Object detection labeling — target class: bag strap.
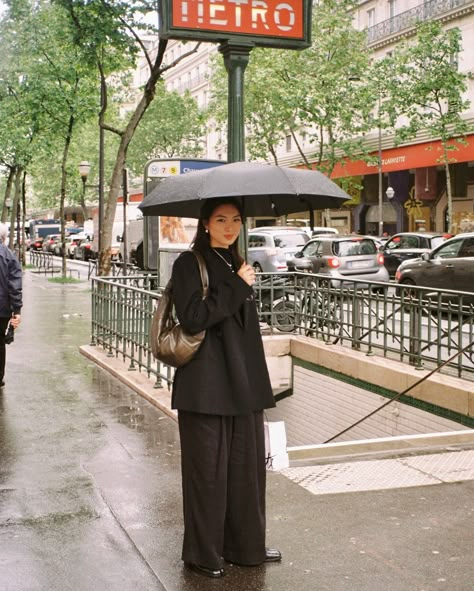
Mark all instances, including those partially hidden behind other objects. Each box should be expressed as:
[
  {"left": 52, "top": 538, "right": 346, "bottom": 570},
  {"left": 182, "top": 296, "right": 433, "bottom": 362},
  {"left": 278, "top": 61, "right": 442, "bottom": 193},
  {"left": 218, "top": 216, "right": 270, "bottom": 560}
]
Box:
[{"left": 192, "top": 251, "right": 209, "bottom": 299}]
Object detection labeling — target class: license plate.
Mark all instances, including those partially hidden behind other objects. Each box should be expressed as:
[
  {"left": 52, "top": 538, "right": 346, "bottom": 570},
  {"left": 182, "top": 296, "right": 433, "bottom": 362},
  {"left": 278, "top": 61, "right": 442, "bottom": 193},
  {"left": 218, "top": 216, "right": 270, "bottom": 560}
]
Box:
[{"left": 350, "top": 260, "right": 371, "bottom": 269}]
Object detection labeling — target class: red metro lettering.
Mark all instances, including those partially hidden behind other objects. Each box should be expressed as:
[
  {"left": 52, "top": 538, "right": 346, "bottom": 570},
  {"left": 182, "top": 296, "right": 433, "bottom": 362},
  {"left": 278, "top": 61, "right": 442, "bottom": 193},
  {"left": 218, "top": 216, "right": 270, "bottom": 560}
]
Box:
[{"left": 172, "top": 0, "right": 304, "bottom": 38}]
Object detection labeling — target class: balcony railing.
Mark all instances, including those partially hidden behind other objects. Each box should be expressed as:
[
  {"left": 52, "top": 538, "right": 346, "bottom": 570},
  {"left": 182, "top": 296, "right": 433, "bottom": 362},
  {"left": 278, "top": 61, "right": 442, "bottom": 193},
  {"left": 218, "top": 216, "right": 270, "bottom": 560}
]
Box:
[{"left": 367, "top": 0, "right": 474, "bottom": 45}]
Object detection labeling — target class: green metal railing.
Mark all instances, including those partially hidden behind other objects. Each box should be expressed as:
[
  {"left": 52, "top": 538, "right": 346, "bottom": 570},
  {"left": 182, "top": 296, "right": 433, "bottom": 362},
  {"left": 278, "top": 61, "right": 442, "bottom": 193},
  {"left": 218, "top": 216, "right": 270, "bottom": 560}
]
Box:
[
  {"left": 91, "top": 272, "right": 474, "bottom": 385},
  {"left": 91, "top": 274, "right": 176, "bottom": 387}
]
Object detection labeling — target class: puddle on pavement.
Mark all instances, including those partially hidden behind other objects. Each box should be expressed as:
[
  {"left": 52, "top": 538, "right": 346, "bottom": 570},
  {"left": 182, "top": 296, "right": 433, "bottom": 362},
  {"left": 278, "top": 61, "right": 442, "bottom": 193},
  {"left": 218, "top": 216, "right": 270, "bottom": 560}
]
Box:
[{"left": 115, "top": 405, "right": 146, "bottom": 432}]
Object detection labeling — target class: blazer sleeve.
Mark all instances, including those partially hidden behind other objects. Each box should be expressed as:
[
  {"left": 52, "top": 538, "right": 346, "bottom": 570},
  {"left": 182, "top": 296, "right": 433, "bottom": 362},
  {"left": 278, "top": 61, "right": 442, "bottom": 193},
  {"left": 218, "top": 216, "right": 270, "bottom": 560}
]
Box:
[
  {"left": 8, "top": 251, "right": 22, "bottom": 313},
  {"left": 172, "top": 251, "right": 253, "bottom": 334}
]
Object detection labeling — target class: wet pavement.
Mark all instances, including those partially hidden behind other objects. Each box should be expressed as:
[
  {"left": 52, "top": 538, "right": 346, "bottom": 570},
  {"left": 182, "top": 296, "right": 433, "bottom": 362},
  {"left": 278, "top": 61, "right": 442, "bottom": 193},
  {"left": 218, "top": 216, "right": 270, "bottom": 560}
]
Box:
[{"left": 1, "top": 270, "right": 474, "bottom": 591}]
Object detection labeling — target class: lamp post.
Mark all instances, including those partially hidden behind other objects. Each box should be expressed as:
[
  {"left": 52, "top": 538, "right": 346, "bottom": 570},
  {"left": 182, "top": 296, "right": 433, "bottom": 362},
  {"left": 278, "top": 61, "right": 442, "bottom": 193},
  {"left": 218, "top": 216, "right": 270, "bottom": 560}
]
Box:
[
  {"left": 78, "top": 160, "right": 91, "bottom": 198},
  {"left": 78, "top": 160, "right": 103, "bottom": 253},
  {"left": 377, "top": 94, "right": 384, "bottom": 237}
]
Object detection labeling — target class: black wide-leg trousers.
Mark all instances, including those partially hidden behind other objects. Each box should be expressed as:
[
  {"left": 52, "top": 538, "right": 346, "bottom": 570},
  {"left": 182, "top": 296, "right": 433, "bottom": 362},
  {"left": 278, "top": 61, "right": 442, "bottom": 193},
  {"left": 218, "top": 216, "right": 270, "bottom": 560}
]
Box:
[{"left": 178, "top": 410, "right": 267, "bottom": 569}]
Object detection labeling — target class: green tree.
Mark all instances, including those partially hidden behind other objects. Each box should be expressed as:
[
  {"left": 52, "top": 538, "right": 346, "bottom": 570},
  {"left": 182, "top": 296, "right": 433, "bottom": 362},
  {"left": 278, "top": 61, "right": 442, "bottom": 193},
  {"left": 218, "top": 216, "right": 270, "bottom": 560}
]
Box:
[
  {"left": 60, "top": 0, "right": 202, "bottom": 275},
  {"left": 127, "top": 81, "right": 206, "bottom": 176},
  {"left": 385, "top": 21, "right": 470, "bottom": 232},
  {"left": 24, "top": 3, "right": 98, "bottom": 275},
  {"left": 209, "top": 47, "right": 296, "bottom": 164},
  {"left": 208, "top": 0, "right": 373, "bottom": 174},
  {"left": 0, "top": 0, "right": 102, "bottom": 270}
]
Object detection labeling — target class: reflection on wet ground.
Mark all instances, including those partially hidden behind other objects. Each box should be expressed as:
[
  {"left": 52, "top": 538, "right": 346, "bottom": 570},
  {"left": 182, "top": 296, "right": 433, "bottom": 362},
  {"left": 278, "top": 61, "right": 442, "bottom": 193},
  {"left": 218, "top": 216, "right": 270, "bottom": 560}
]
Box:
[{"left": 115, "top": 405, "right": 146, "bottom": 431}]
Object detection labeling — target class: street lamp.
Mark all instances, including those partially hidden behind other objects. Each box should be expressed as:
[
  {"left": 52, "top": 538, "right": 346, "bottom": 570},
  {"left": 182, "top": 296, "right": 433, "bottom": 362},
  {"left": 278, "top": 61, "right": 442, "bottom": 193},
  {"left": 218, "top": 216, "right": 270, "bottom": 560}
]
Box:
[
  {"left": 377, "top": 94, "right": 384, "bottom": 237},
  {"left": 78, "top": 160, "right": 91, "bottom": 197},
  {"left": 386, "top": 186, "right": 395, "bottom": 201},
  {"left": 78, "top": 160, "right": 103, "bottom": 254}
]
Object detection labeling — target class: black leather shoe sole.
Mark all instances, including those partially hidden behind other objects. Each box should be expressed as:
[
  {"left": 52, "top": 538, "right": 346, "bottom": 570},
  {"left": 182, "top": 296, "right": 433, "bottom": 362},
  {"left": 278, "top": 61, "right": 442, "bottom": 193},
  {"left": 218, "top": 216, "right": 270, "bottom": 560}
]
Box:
[{"left": 184, "top": 562, "right": 225, "bottom": 578}]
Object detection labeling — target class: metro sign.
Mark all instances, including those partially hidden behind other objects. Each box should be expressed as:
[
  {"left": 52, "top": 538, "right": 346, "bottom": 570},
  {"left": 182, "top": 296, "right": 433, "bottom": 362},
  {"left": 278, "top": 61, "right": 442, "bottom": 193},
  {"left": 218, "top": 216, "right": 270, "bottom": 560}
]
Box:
[{"left": 160, "top": 0, "right": 312, "bottom": 49}]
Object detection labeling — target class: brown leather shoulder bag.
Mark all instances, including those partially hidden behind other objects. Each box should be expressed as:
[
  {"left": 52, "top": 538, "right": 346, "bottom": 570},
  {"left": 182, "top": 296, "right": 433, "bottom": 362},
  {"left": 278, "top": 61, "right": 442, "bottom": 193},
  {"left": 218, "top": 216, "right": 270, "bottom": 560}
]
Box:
[{"left": 150, "top": 251, "right": 209, "bottom": 368}]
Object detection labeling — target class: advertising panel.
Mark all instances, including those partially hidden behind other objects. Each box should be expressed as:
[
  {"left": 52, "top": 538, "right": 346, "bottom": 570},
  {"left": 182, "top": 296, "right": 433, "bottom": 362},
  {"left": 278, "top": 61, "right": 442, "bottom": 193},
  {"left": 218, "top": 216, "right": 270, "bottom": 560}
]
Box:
[{"left": 142, "top": 158, "right": 225, "bottom": 277}]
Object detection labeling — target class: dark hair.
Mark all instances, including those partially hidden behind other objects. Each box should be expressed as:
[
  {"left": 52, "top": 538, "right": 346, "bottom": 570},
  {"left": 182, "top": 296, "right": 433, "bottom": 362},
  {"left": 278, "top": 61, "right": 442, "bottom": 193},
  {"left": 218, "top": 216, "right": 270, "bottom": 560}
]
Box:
[{"left": 192, "top": 197, "right": 244, "bottom": 268}]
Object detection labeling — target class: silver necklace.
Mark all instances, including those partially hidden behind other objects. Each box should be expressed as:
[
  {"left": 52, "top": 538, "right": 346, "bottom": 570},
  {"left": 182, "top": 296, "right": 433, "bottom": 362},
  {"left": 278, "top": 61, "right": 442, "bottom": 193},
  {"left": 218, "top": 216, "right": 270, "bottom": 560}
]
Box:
[{"left": 212, "top": 248, "right": 234, "bottom": 272}]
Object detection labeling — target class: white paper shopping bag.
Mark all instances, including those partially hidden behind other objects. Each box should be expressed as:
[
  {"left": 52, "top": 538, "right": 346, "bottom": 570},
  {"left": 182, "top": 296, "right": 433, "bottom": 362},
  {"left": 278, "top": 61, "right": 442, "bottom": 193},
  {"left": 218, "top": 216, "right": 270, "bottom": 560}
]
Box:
[{"left": 264, "top": 420, "right": 289, "bottom": 471}]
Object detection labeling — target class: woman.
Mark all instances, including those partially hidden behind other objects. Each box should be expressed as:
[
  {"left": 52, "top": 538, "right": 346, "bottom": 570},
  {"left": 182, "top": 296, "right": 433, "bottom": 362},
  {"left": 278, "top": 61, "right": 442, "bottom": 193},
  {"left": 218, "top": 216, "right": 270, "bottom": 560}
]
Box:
[{"left": 171, "top": 198, "right": 281, "bottom": 578}]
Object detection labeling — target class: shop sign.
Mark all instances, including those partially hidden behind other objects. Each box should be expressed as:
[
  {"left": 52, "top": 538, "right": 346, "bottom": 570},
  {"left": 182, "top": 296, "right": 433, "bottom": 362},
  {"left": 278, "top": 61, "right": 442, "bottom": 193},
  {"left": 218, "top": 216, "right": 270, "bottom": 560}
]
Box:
[
  {"left": 160, "top": 0, "right": 312, "bottom": 49},
  {"left": 331, "top": 135, "right": 474, "bottom": 179}
]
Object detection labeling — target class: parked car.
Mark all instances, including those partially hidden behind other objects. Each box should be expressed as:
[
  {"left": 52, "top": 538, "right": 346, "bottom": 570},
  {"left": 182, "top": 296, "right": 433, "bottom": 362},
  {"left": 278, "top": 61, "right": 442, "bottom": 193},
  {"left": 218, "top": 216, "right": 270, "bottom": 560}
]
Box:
[
  {"left": 42, "top": 234, "right": 61, "bottom": 253},
  {"left": 381, "top": 232, "right": 451, "bottom": 278},
  {"left": 30, "top": 237, "right": 44, "bottom": 251},
  {"left": 287, "top": 235, "right": 389, "bottom": 289},
  {"left": 395, "top": 233, "right": 474, "bottom": 301},
  {"left": 53, "top": 234, "right": 84, "bottom": 258},
  {"left": 247, "top": 227, "right": 309, "bottom": 272},
  {"left": 74, "top": 235, "right": 95, "bottom": 261}
]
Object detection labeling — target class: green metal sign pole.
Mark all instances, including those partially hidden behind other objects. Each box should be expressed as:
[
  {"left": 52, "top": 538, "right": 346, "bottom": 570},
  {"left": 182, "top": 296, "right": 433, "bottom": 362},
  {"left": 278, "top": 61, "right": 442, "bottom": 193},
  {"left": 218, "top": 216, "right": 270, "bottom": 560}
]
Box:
[
  {"left": 219, "top": 42, "right": 253, "bottom": 163},
  {"left": 219, "top": 41, "right": 253, "bottom": 256}
]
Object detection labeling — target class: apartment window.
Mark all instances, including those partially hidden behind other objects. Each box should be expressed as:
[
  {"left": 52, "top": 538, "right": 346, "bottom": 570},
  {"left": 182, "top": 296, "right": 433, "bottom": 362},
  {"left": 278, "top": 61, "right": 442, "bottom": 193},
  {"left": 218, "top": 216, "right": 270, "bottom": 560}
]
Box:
[
  {"left": 285, "top": 135, "right": 292, "bottom": 152},
  {"left": 388, "top": 0, "right": 397, "bottom": 19},
  {"left": 367, "top": 8, "right": 376, "bottom": 28}
]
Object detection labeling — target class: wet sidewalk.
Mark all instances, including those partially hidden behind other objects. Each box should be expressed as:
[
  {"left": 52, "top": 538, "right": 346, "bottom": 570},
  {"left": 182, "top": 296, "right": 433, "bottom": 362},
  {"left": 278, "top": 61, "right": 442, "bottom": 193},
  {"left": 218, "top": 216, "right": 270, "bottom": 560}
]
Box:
[{"left": 1, "top": 270, "right": 473, "bottom": 591}]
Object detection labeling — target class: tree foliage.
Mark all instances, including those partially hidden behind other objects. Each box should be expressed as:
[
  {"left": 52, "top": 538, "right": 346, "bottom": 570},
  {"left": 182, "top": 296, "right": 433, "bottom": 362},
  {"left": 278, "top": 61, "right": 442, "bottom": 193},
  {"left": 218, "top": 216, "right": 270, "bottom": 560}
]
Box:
[
  {"left": 208, "top": 0, "right": 374, "bottom": 173},
  {"left": 0, "top": 0, "right": 101, "bottom": 268},
  {"left": 385, "top": 21, "right": 470, "bottom": 231},
  {"left": 126, "top": 81, "right": 206, "bottom": 176}
]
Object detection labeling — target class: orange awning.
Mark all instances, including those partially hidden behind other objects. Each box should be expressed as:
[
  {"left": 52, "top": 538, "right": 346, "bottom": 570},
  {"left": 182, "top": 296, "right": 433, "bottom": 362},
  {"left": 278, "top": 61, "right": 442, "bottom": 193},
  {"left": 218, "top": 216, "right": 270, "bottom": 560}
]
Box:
[{"left": 329, "top": 134, "right": 474, "bottom": 179}]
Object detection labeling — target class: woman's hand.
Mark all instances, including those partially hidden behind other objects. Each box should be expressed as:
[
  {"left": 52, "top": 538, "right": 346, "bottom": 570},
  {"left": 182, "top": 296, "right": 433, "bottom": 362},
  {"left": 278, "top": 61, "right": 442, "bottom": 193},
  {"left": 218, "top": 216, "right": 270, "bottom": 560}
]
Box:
[{"left": 238, "top": 263, "right": 256, "bottom": 286}]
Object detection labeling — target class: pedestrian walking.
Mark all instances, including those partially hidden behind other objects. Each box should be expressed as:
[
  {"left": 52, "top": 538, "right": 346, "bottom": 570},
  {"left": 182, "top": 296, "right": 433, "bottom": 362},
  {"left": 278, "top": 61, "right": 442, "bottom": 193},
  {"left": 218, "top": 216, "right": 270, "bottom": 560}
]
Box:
[
  {"left": 0, "top": 223, "right": 22, "bottom": 388},
  {"left": 170, "top": 198, "right": 281, "bottom": 578}
]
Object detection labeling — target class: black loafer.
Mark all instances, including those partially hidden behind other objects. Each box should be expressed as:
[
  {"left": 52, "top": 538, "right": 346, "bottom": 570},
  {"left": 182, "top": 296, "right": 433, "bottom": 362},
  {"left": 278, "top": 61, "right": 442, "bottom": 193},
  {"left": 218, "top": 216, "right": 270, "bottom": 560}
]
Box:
[
  {"left": 265, "top": 548, "right": 282, "bottom": 562},
  {"left": 185, "top": 562, "right": 225, "bottom": 578}
]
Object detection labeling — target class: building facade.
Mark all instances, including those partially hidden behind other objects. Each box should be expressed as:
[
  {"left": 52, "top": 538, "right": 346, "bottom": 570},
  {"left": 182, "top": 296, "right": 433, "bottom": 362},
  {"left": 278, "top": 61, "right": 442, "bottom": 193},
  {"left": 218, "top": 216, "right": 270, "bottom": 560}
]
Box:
[
  {"left": 343, "top": 0, "right": 474, "bottom": 236},
  {"left": 132, "top": 0, "right": 474, "bottom": 234}
]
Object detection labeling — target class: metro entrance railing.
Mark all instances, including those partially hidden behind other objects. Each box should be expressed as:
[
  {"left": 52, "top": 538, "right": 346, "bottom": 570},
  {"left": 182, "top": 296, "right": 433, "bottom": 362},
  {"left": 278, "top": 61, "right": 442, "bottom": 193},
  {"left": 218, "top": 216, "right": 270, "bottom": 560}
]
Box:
[{"left": 90, "top": 272, "right": 474, "bottom": 387}]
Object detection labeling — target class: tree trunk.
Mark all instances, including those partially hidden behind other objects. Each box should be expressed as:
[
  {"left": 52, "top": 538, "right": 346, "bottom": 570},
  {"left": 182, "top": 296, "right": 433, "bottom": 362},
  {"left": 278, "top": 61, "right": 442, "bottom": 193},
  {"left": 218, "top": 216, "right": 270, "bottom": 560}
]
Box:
[
  {"left": 2, "top": 167, "right": 15, "bottom": 223},
  {"left": 442, "top": 141, "right": 453, "bottom": 233},
  {"left": 98, "top": 40, "right": 168, "bottom": 276},
  {"left": 9, "top": 168, "right": 22, "bottom": 252},
  {"left": 60, "top": 113, "right": 75, "bottom": 277},
  {"left": 20, "top": 172, "right": 27, "bottom": 266}
]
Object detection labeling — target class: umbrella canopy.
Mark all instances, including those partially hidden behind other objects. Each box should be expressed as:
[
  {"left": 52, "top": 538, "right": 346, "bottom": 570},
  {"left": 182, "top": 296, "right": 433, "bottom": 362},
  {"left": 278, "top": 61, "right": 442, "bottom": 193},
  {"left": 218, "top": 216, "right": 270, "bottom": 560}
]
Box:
[{"left": 138, "top": 162, "right": 350, "bottom": 218}]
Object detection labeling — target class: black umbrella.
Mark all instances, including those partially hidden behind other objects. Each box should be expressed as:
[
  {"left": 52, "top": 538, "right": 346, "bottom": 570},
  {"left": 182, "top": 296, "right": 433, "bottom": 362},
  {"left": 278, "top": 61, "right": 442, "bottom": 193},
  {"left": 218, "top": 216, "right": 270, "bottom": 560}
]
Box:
[{"left": 138, "top": 161, "right": 350, "bottom": 218}]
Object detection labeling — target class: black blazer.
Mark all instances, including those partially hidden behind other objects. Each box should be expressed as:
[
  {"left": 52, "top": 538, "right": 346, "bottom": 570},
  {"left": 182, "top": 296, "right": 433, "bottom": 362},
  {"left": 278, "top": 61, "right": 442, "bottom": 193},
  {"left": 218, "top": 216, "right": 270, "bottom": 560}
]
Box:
[{"left": 171, "top": 248, "right": 275, "bottom": 415}]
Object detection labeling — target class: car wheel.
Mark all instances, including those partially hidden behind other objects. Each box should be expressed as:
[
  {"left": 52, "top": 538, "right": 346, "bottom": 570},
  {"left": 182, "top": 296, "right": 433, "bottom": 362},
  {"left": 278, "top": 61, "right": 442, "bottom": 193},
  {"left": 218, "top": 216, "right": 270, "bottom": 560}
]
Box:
[
  {"left": 253, "top": 262, "right": 263, "bottom": 272},
  {"left": 399, "top": 279, "right": 418, "bottom": 300}
]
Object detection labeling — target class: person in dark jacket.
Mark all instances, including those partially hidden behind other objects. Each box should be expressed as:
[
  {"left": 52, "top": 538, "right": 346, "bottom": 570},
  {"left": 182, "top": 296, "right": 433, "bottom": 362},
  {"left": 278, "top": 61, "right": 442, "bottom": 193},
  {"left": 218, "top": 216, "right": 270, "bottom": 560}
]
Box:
[
  {"left": 171, "top": 198, "right": 281, "bottom": 578},
  {"left": 0, "top": 223, "right": 22, "bottom": 388}
]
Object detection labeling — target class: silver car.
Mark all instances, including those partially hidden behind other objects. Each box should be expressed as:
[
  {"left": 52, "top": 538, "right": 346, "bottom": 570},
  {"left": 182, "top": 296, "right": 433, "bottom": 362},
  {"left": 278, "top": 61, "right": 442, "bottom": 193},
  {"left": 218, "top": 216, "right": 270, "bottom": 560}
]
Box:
[
  {"left": 287, "top": 235, "right": 390, "bottom": 290},
  {"left": 248, "top": 228, "right": 309, "bottom": 272}
]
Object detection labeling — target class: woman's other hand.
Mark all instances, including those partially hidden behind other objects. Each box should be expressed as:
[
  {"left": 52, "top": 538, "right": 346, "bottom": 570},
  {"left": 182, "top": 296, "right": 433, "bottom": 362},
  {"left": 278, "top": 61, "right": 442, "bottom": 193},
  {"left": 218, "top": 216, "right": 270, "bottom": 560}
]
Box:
[{"left": 238, "top": 263, "right": 256, "bottom": 286}]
